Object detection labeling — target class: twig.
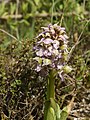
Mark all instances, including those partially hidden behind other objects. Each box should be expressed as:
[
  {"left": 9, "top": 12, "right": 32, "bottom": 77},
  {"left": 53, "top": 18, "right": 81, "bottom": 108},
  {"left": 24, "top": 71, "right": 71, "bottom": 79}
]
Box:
[
  {"left": 15, "top": 0, "right": 19, "bottom": 39},
  {"left": 0, "top": 28, "right": 18, "bottom": 40},
  {"left": 1, "top": 14, "right": 22, "bottom": 19},
  {"left": 0, "top": 11, "right": 89, "bottom": 20},
  {"left": 67, "top": 95, "right": 76, "bottom": 114}
]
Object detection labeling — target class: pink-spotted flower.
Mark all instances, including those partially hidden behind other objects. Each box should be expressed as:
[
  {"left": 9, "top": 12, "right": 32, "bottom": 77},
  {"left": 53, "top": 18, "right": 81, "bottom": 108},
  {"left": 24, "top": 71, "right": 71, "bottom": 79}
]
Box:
[{"left": 33, "top": 24, "right": 72, "bottom": 80}]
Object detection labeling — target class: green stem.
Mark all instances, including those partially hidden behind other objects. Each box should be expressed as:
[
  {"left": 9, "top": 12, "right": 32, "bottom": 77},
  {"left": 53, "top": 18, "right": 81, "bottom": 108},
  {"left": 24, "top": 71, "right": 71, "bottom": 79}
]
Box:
[
  {"left": 47, "top": 70, "right": 55, "bottom": 100},
  {"left": 44, "top": 70, "right": 55, "bottom": 120}
]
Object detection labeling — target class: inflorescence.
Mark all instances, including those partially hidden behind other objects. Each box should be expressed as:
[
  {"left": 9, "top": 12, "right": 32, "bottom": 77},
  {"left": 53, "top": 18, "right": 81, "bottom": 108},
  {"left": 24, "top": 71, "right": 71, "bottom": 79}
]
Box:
[{"left": 33, "top": 24, "right": 71, "bottom": 80}]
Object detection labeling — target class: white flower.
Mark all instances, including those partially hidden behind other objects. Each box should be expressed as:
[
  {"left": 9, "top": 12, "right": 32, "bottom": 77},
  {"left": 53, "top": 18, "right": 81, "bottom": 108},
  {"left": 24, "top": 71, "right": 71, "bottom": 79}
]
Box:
[
  {"left": 35, "top": 66, "right": 41, "bottom": 72},
  {"left": 36, "top": 48, "right": 43, "bottom": 57},
  {"left": 53, "top": 40, "right": 60, "bottom": 49},
  {"left": 57, "top": 65, "right": 63, "bottom": 70}
]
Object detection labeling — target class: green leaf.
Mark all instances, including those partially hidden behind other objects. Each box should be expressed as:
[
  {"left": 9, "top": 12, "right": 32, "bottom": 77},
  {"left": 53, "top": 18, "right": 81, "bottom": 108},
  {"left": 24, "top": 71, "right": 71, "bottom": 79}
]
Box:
[
  {"left": 34, "top": 0, "right": 40, "bottom": 6},
  {"left": 27, "top": 0, "right": 37, "bottom": 13},
  {"left": 10, "top": 3, "right": 16, "bottom": 15},
  {"left": 22, "top": 2, "right": 28, "bottom": 13},
  {"left": 55, "top": 103, "right": 61, "bottom": 120},
  {"left": 47, "top": 106, "right": 56, "bottom": 120},
  {"left": 0, "top": 2, "right": 5, "bottom": 16},
  {"left": 50, "top": 98, "right": 61, "bottom": 120},
  {"left": 60, "top": 107, "right": 68, "bottom": 120}
]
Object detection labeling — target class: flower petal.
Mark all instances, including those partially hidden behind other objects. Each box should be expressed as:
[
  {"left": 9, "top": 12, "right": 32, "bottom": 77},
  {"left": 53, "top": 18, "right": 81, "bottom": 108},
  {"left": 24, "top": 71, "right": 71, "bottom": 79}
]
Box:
[
  {"left": 53, "top": 40, "right": 60, "bottom": 49},
  {"left": 52, "top": 49, "right": 59, "bottom": 55},
  {"left": 43, "top": 38, "right": 53, "bottom": 44},
  {"left": 63, "top": 34, "right": 69, "bottom": 39},
  {"left": 36, "top": 48, "right": 43, "bottom": 57},
  {"left": 57, "top": 65, "right": 63, "bottom": 70},
  {"left": 59, "top": 35, "right": 66, "bottom": 41},
  {"left": 35, "top": 66, "right": 41, "bottom": 72}
]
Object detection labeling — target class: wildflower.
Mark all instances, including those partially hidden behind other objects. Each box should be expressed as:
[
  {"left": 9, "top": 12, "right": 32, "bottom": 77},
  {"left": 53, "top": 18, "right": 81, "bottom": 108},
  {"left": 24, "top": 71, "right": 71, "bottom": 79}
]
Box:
[{"left": 33, "top": 23, "right": 70, "bottom": 80}]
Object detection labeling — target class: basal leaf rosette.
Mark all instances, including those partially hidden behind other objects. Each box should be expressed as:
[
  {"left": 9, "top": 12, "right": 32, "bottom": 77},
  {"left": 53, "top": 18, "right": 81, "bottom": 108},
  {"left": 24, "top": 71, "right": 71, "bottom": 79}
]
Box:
[{"left": 33, "top": 24, "right": 72, "bottom": 80}]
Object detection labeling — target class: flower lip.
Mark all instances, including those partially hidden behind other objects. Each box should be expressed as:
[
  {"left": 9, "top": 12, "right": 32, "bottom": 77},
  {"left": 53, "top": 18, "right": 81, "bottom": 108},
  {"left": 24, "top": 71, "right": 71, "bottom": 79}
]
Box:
[
  {"left": 44, "top": 50, "right": 52, "bottom": 57},
  {"left": 53, "top": 40, "right": 60, "bottom": 49},
  {"left": 43, "top": 38, "right": 53, "bottom": 44},
  {"left": 35, "top": 66, "right": 41, "bottom": 72},
  {"left": 57, "top": 65, "right": 63, "bottom": 70},
  {"left": 60, "top": 27, "right": 65, "bottom": 30},
  {"left": 36, "top": 31, "right": 48, "bottom": 38},
  {"left": 41, "top": 27, "right": 49, "bottom": 31},
  {"left": 59, "top": 35, "right": 67, "bottom": 41},
  {"left": 36, "top": 48, "right": 43, "bottom": 57},
  {"left": 63, "top": 34, "right": 69, "bottom": 39}
]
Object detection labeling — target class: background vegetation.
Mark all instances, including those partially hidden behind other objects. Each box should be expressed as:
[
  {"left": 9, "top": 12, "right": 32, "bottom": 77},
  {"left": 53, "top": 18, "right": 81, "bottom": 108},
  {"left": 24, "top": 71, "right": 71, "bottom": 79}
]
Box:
[{"left": 0, "top": 0, "right": 90, "bottom": 120}]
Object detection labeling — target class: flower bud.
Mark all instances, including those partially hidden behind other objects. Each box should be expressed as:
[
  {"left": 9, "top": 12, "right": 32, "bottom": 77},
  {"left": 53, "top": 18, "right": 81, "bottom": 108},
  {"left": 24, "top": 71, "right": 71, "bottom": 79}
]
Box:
[{"left": 63, "top": 65, "right": 72, "bottom": 73}]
